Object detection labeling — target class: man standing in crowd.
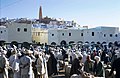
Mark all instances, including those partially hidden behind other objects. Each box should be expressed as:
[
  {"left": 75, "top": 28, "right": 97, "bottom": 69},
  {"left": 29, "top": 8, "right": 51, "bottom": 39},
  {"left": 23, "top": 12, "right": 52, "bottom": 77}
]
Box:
[
  {"left": 93, "top": 56, "right": 103, "bottom": 77},
  {"left": 9, "top": 45, "right": 17, "bottom": 78},
  {"left": 84, "top": 55, "right": 94, "bottom": 74},
  {"left": 109, "top": 49, "right": 120, "bottom": 78},
  {"left": 47, "top": 51, "right": 57, "bottom": 77},
  {"left": 20, "top": 49, "right": 34, "bottom": 78},
  {"left": 0, "top": 47, "right": 9, "bottom": 78},
  {"left": 70, "top": 56, "right": 83, "bottom": 76}
]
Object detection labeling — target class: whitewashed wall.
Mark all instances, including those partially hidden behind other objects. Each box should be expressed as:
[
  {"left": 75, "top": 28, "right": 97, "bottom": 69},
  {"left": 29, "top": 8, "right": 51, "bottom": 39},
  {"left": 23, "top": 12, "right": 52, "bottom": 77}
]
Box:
[
  {"left": 0, "top": 26, "right": 8, "bottom": 42},
  {"left": 7, "top": 23, "right": 32, "bottom": 43}
]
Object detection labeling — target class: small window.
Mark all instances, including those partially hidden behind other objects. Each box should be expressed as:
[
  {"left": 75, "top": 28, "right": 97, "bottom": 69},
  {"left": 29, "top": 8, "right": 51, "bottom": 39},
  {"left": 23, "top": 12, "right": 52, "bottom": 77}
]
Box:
[
  {"left": 0, "top": 31, "right": 3, "bottom": 33},
  {"left": 17, "top": 28, "right": 20, "bottom": 32},
  {"left": 4, "top": 30, "right": 6, "bottom": 32},
  {"left": 81, "top": 33, "right": 83, "bottom": 36},
  {"left": 92, "top": 32, "right": 94, "bottom": 36},
  {"left": 115, "top": 34, "right": 118, "bottom": 37},
  {"left": 104, "top": 34, "right": 106, "bottom": 37},
  {"left": 110, "top": 34, "right": 112, "bottom": 37},
  {"left": 52, "top": 34, "right": 54, "bottom": 36},
  {"left": 62, "top": 33, "right": 64, "bottom": 36},
  {"left": 24, "top": 28, "right": 27, "bottom": 32},
  {"left": 35, "top": 32, "right": 37, "bottom": 36},
  {"left": 38, "top": 32, "right": 40, "bottom": 36},
  {"left": 69, "top": 33, "right": 71, "bottom": 36}
]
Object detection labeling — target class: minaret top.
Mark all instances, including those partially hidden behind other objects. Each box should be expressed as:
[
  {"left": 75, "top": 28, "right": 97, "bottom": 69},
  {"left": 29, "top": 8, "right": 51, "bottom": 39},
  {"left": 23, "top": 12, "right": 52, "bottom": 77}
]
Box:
[{"left": 39, "top": 6, "right": 42, "bottom": 20}]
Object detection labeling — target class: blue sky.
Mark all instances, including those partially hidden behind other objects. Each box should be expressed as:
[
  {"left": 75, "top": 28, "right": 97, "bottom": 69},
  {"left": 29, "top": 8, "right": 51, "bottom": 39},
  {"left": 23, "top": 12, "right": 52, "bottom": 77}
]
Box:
[{"left": 0, "top": 0, "right": 120, "bottom": 28}]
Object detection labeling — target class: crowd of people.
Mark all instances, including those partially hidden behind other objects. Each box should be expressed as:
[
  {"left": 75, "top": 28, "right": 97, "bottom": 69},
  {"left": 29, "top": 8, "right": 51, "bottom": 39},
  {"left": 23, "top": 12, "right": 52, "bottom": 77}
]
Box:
[{"left": 0, "top": 42, "right": 120, "bottom": 78}]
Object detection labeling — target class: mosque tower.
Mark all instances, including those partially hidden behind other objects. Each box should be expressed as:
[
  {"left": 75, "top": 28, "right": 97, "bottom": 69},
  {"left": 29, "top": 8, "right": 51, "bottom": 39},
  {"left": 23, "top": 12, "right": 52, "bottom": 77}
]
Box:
[{"left": 39, "top": 6, "right": 42, "bottom": 22}]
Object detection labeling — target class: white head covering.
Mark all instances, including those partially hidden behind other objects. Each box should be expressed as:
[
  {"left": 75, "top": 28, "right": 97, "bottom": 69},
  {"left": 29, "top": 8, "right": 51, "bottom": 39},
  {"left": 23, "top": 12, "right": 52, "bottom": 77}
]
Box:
[
  {"left": 1, "top": 50, "right": 7, "bottom": 55},
  {"left": 24, "top": 49, "right": 33, "bottom": 54},
  {"left": 0, "top": 46, "right": 7, "bottom": 55},
  {"left": 21, "top": 47, "right": 25, "bottom": 52},
  {"left": 94, "top": 56, "right": 101, "bottom": 61},
  {"left": 83, "top": 51, "right": 87, "bottom": 56},
  {"left": 17, "top": 52, "right": 22, "bottom": 56},
  {"left": 76, "top": 51, "right": 83, "bottom": 58},
  {"left": 13, "top": 45, "right": 17, "bottom": 49},
  {"left": 93, "top": 47, "right": 96, "bottom": 51},
  {"left": 117, "top": 52, "right": 120, "bottom": 58},
  {"left": 98, "top": 49, "right": 102, "bottom": 52},
  {"left": 0, "top": 46, "right": 3, "bottom": 52},
  {"left": 70, "top": 74, "right": 81, "bottom": 78},
  {"left": 11, "top": 48, "right": 17, "bottom": 54},
  {"left": 116, "top": 49, "right": 120, "bottom": 58}
]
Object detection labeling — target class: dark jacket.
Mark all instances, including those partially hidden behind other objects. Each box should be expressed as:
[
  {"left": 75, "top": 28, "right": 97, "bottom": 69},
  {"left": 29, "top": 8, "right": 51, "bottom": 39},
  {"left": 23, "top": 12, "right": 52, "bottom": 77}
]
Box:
[
  {"left": 84, "top": 60, "right": 94, "bottom": 73},
  {"left": 70, "top": 58, "right": 82, "bottom": 76},
  {"left": 47, "top": 53, "right": 57, "bottom": 76},
  {"left": 93, "top": 61, "right": 103, "bottom": 77},
  {"left": 109, "top": 58, "right": 120, "bottom": 78}
]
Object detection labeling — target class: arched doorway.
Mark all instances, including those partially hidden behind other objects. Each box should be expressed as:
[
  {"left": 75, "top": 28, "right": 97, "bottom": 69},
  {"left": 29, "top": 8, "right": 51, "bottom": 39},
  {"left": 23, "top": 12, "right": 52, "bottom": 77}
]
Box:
[
  {"left": 69, "top": 41, "right": 75, "bottom": 45},
  {"left": 97, "top": 42, "right": 101, "bottom": 44},
  {"left": 51, "top": 42, "right": 56, "bottom": 45},
  {"left": 60, "top": 40, "right": 67, "bottom": 46},
  {"left": 21, "top": 42, "right": 30, "bottom": 49},
  {"left": 102, "top": 41, "right": 106, "bottom": 44},
  {"left": 91, "top": 41, "right": 95, "bottom": 44},
  {"left": 85, "top": 41, "right": 89, "bottom": 44},
  {"left": 10, "top": 41, "right": 18, "bottom": 48},
  {"left": 77, "top": 41, "right": 83, "bottom": 44},
  {"left": 0, "top": 40, "right": 6, "bottom": 46},
  {"left": 114, "top": 41, "right": 118, "bottom": 46},
  {"left": 108, "top": 42, "right": 113, "bottom": 48}
]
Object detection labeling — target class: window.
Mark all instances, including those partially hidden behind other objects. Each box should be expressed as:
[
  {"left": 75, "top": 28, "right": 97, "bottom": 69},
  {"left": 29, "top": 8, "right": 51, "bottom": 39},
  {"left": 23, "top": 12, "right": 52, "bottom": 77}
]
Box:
[
  {"left": 52, "top": 34, "right": 54, "bottom": 36},
  {"left": 17, "top": 28, "right": 20, "bottom": 32},
  {"left": 4, "top": 30, "right": 6, "bottom": 32},
  {"left": 62, "top": 33, "right": 64, "bottom": 36},
  {"left": 110, "top": 34, "right": 112, "bottom": 37},
  {"left": 38, "top": 32, "right": 40, "bottom": 36},
  {"left": 81, "top": 33, "right": 83, "bottom": 36},
  {"left": 69, "top": 33, "right": 71, "bottom": 36},
  {"left": 103, "top": 34, "right": 106, "bottom": 37},
  {"left": 0, "top": 31, "right": 2, "bottom": 33},
  {"left": 36, "top": 32, "right": 37, "bottom": 36},
  {"left": 92, "top": 32, "right": 94, "bottom": 36},
  {"left": 24, "top": 28, "right": 27, "bottom": 32},
  {"left": 115, "top": 34, "right": 118, "bottom": 37}
]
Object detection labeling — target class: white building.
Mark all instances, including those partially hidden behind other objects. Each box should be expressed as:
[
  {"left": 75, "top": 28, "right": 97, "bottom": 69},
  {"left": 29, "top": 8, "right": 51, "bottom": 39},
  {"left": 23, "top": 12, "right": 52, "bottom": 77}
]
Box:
[
  {"left": 83, "top": 26, "right": 120, "bottom": 43},
  {"left": 32, "top": 26, "right": 120, "bottom": 45},
  {"left": 0, "top": 26, "right": 8, "bottom": 42},
  {"left": 48, "top": 28, "right": 83, "bottom": 45},
  {"left": 7, "top": 22, "right": 32, "bottom": 43},
  {"left": 0, "top": 18, "right": 120, "bottom": 45}
]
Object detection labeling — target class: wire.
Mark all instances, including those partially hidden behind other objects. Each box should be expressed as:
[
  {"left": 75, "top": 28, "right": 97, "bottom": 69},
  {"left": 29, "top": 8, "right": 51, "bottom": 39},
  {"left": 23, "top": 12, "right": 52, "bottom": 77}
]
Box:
[{"left": 0, "top": 0, "right": 24, "bottom": 9}]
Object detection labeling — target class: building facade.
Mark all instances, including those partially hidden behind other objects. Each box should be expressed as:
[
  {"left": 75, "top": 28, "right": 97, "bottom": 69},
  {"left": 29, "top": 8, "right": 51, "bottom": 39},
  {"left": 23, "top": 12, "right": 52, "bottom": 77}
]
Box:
[
  {"left": 32, "top": 26, "right": 120, "bottom": 45},
  {"left": 7, "top": 22, "right": 32, "bottom": 43},
  {"left": 32, "top": 27, "right": 48, "bottom": 44},
  {"left": 83, "top": 26, "right": 120, "bottom": 43},
  {"left": 0, "top": 18, "right": 120, "bottom": 45}
]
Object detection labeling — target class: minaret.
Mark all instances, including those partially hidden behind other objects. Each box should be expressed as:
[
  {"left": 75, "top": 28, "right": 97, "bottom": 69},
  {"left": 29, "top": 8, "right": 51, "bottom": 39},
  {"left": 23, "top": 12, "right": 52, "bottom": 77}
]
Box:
[{"left": 39, "top": 6, "right": 42, "bottom": 22}]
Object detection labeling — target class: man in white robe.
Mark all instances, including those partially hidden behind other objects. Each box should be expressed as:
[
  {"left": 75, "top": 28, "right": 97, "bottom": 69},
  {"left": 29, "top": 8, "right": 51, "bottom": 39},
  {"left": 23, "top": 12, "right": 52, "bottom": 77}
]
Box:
[
  {"left": 36, "top": 52, "right": 48, "bottom": 78},
  {"left": 82, "top": 51, "right": 87, "bottom": 63},
  {"left": 12, "top": 52, "right": 21, "bottom": 78},
  {"left": 9, "top": 48, "right": 17, "bottom": 78},
  {"left": 0, "top": 48, "right": 9, "bottom": 78},
  {"left": 20, "top": 49, "right": 34, "bottom": 78}
]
